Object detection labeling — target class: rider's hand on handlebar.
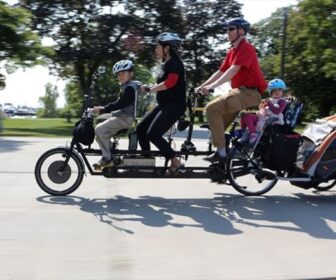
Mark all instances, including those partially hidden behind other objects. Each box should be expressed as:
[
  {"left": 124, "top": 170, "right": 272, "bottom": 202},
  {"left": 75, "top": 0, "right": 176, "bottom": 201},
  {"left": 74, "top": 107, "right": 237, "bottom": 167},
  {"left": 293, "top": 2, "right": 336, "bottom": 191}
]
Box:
[
  {"left": 195, "top": 86, "right": 202, "bottom": 94},
  {"left": 140, "top": 85, "right": 151, "bottom": 93},
  {"left": 92, "top": 106, "right": 103, "bottom": 114},
  {"left": 199, "top": 86, "right": 214, "bottom": 96}
]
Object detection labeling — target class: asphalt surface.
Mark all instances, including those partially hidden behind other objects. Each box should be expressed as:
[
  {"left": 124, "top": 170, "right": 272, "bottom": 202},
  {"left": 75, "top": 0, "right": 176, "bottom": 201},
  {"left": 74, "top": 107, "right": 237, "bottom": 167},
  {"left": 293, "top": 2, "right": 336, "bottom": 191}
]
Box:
[{"left": 1, "top": 136, "right": 336, "bottom": 280}]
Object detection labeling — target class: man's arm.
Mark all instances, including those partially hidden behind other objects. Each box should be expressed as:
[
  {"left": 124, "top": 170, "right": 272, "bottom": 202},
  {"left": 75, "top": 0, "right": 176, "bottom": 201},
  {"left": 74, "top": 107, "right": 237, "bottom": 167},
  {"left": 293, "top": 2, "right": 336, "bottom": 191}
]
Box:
[
  {"left": 199, "top": 70, "right": 223, "bottom": 88},
  {"left": 207, "top": 65, "right": 241, "bottom": 89}
]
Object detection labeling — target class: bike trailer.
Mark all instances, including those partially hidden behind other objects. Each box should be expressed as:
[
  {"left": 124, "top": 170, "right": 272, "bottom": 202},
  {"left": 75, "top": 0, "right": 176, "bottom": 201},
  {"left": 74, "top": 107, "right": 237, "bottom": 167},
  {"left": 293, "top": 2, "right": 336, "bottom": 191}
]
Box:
[{"left": 296, "top": 116, "right": 336, "bottom": 179}]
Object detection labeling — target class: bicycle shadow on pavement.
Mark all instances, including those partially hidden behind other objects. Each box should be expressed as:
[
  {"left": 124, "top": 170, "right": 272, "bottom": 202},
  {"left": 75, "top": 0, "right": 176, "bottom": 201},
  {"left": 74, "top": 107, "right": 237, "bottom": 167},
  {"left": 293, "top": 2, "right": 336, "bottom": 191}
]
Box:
[
  {"left": 215, "top": 190, "right": 336, "bottom": 239},
  {"left": 37, "top": 191, "right": 336, "bottom": 238},
  {"left": 36, "top": 194, "right": 243, "bottom": 235}
]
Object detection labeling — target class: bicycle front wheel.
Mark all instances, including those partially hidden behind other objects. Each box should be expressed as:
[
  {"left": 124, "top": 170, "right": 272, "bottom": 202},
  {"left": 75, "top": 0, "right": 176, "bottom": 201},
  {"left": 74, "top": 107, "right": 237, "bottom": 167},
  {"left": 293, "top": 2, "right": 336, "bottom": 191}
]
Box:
[
  {"left": 226, "top": 148, "right": 278, "bottom": 196},
  {"left": 35, "top": 147, "right": 84, "bottom": 196}
]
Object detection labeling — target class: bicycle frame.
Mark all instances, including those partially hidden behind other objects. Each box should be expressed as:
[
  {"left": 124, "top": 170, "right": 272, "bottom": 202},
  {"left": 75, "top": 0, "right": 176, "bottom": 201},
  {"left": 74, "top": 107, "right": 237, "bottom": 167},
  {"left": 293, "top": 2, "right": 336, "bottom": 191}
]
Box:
[{"left": 60, "top": 88, "right": 244, "bottom": 180}]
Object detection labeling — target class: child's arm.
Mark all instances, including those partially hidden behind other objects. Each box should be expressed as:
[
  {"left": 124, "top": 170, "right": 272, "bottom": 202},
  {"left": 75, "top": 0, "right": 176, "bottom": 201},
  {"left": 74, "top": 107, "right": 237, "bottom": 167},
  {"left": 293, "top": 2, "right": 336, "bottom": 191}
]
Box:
[
  {"left": 101, "top": 87, "right": 135, "bottom": 113},
  {"left": 266, "top": 99, "right": 287, "bottom": 115},
  {"left": 259, "top": 99, "right": 268, "bottom": 109}
]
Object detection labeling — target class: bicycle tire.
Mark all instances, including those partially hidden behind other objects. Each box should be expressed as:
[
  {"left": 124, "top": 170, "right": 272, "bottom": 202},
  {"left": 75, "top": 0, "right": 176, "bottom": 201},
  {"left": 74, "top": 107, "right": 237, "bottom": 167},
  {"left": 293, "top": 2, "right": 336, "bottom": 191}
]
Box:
[
  {"left": 226, "top": 148, "right": 278, "bottom": 196},
  {"left": 35, "top": 147, "right": 84, "bottom": 196},
  {"left": 312, "top": 178, "right": 336, "bottom": 191}
]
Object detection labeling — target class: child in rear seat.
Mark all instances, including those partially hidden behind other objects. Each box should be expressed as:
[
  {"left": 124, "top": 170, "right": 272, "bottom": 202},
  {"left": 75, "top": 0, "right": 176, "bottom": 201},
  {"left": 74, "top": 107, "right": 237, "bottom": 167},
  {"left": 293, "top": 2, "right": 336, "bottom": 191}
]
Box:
[
  {"left": 239, "top": 78, "right": 288, "bottom": 144},
  {"left": 92, "top": 60, "right": 138, "bottom": 170}
]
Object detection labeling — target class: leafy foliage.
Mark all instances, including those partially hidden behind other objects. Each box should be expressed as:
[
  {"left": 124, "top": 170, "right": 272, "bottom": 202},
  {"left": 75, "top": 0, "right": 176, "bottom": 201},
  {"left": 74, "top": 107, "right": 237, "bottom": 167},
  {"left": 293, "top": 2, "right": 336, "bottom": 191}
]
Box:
[
  {"left": 21, "top": 0, "right": 242, "bottom": 116},
  {"left": 20, "top": 0, "right": 185, "bottom": 95},
  {"left": 252, "top": 0, "right": 336, "bottom": 118},
  {"left": 37, "top": 83, "right": 59, "bottom": 117},
  {"left": 0, "top": 1, "right": 47, "bottom": 83},
  {"left": 181, "top": 0, "right": 242, "bottom": 86}
]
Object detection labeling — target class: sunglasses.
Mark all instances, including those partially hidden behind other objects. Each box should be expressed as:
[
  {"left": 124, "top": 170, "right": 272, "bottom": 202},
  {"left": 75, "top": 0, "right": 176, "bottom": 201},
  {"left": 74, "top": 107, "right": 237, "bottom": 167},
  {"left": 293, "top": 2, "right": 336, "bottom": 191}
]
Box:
[{"left": 228, "top": 27, "right": 237, "bottom": 32}]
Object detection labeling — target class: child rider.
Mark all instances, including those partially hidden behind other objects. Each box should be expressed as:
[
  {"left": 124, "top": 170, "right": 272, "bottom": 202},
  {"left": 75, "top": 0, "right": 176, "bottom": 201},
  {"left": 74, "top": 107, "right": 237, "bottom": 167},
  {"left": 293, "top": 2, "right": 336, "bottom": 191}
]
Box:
[
  {"left": 92, "top": 60, "right": 138, "bottom": 170},
  {"left": 239, "top": 78, "right": 288, "bottom": 144}
]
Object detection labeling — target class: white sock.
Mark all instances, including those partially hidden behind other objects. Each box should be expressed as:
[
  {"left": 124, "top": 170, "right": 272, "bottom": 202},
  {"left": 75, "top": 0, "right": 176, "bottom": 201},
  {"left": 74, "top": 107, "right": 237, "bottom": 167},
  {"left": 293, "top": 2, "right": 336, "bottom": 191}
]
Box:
[{"left": 217, "top": 148, "right": 226, "bottom": 157}]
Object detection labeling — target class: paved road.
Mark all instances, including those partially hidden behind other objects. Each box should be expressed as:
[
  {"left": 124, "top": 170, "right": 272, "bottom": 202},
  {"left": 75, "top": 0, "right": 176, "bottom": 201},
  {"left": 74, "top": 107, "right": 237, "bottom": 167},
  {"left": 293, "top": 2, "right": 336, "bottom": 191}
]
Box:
[{"left": 1, "top": 136, "right": 336, "bottom": 280}]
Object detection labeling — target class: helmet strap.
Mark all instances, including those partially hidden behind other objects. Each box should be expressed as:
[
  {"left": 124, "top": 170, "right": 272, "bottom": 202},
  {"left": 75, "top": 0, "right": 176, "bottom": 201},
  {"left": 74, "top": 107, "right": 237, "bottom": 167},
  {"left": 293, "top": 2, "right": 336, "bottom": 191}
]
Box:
[{"left": 230, "top": 28, "right": 245, "bottom": 45}]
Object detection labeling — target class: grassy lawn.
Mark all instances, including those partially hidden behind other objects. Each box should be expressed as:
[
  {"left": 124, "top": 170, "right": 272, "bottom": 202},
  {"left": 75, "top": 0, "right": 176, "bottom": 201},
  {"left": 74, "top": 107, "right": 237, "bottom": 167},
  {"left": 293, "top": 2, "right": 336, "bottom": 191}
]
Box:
[
  {"left": 0, "top": 117, "right": 306, "bottom": 138},
  {"left": 1, "top": 118, "right": 75, "bottom": 137}
]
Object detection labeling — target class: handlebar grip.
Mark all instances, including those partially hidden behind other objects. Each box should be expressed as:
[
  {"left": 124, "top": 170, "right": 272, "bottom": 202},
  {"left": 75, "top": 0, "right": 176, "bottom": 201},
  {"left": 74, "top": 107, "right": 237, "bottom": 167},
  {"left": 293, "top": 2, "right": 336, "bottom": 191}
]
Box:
[
  {"left": 193, "top": 88, "right": 214, "bottom": 96},
  {"left": 144, "top": 86, "right": 151, "bottom": 93}
]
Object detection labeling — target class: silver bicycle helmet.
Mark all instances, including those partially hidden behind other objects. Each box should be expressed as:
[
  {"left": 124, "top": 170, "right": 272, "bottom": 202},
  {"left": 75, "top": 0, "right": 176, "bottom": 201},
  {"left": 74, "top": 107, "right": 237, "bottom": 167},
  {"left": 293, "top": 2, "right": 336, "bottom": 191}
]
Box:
[
  {"left": 156, "top": 32, "right": 182, "bottom": 48},
  {"left": 112, "top": 60, "right": 134, "bottom": 74}
]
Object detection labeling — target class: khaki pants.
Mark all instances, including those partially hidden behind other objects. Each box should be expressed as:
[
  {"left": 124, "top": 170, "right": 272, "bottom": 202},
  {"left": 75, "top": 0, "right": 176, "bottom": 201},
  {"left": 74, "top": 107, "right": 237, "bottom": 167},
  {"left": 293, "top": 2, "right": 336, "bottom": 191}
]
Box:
[
  {"left": 205, "top": 87, "right": 261, "bottom": 149},
  {"left": 95, "top": 115, "right": 133, "bottom": 160}
]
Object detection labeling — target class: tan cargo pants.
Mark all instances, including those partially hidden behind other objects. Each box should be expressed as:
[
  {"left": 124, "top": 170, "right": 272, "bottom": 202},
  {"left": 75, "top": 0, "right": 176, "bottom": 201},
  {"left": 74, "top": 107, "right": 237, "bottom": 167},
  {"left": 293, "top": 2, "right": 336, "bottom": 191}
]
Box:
[
  {"left": 95, "top": 115, "right": 134, "bottom": 160},
  {"left": 205, "top": 86, "right": 261, "bottom": 149}
]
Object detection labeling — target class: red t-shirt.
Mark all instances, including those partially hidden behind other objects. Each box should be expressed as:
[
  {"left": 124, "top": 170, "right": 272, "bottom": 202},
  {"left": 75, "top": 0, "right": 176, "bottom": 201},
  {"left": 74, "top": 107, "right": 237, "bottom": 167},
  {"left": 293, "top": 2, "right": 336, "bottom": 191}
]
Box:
[{"left": 219, "top": 39, "right": 267, "bottom": 93}]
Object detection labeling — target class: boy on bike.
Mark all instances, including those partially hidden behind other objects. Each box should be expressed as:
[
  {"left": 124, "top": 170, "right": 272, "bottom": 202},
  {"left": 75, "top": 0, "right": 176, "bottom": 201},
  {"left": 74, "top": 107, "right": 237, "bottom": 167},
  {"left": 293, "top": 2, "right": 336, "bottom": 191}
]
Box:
[{"left": 92, "top": 60, "right": 138, "bottom": 170}]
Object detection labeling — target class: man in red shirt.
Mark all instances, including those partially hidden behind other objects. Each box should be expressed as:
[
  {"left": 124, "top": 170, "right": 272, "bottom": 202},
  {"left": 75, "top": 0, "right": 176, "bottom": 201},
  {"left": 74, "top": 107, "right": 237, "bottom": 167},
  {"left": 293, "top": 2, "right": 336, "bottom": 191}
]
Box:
[{"left": 196, "top": 18, "right": 267, "bottom": 162}]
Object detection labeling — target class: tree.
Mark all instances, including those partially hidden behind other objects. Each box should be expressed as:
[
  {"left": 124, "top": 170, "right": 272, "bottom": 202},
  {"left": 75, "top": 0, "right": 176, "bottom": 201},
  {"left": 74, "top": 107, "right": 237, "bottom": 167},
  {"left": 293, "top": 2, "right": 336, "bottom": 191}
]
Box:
[
  {"left": 0, "top": 1, "right": 47, "bottom": 72},
  {"left": 180, "top": 0, "right": 242, "bottom": 121},
  {"left": 181, "top": 0, "right": 242, "bottom": 86},
  {"left": 38, "top": 83, "right": 59, "bottom": 117},
  {"left": 20, "top": 0, "right": 185, "bottom": 96},
  {"left": 252, "top": 0, "right": 336, "bottom": 118}
]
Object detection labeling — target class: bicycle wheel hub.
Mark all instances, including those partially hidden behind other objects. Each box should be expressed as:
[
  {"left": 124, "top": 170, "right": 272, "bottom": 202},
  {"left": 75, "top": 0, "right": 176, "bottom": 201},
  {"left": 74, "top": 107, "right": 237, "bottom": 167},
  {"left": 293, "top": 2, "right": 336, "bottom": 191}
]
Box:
[{"left": 48, "top": 161, "right": 71, "bottom": 184}]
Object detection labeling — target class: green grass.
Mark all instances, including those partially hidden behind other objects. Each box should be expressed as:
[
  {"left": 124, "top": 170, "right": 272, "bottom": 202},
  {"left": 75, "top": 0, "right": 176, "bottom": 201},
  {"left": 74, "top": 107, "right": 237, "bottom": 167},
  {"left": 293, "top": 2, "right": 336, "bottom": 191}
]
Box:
[
  {"left": 0, "top": 117, "right": 306, "bottom": 138},
  {"left": 1, "top": 118, "right": 75, "bottom": 137}
]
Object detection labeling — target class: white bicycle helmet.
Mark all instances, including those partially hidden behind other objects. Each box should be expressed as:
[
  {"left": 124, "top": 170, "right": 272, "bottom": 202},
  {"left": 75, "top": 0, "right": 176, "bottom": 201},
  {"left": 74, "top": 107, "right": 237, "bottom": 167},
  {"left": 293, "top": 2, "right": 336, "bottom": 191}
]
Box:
[
  {"left": 156, "top": 32, "right": 182, "bottom": 48},
  {"left": 112, "top": 60, "right": 134, "bottom": 74}
]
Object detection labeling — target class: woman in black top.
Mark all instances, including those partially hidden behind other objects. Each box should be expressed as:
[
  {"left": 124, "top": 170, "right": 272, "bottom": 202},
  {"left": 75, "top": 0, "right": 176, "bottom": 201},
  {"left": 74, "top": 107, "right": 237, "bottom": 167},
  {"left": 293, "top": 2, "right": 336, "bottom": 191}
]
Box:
[{"left": 137, "top": 32, "right": 186, "bottom": 175}]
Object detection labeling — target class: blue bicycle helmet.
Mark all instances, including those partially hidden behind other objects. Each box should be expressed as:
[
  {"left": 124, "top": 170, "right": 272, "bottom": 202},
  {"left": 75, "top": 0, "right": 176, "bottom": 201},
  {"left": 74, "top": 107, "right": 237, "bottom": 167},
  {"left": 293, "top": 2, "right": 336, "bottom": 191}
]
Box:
[
  {"left": 224, "top": 18, "right": 251, "bottom": 32},
  {"left": 268, "top": 78, "right": 286, "bottom": 93}
]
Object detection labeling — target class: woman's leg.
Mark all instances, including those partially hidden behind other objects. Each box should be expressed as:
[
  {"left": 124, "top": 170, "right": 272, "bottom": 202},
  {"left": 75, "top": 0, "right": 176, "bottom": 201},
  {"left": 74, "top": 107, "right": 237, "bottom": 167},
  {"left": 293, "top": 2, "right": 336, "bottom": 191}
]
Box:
[
  {"left": 136, "top": 106, "right": 160, "bottom": 153},
  {"left": 147, "top": 103, "right": 186, "bottom": 160}
]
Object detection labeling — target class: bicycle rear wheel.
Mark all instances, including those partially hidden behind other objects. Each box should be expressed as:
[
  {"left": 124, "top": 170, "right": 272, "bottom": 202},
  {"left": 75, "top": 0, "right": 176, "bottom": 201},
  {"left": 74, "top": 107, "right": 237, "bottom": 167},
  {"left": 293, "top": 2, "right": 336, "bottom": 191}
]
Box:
[
  {"left": 35, "top": 147, "right": 84, "bottom": 196},
  {"left": 312, "top": 179, "right": 336, "bottom": 191},
  {"left": 226, "top": 148, "right": 278, "bottom": 196}
]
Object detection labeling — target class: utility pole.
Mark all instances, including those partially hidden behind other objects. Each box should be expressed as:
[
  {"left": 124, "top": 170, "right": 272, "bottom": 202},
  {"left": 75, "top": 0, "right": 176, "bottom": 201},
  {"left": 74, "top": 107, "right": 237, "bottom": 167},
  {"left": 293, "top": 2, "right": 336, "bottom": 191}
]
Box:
[{"left": 280, "top": 7, "right": 288, "bottom": 79}]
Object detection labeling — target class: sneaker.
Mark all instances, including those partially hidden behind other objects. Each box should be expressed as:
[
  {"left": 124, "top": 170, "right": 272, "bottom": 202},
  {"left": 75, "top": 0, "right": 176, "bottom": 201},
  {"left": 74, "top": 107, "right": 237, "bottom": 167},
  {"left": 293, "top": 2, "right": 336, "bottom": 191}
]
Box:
[
  {"left": 238, "top": 129, "right": 250, "bottom": 143},
  {"left": 93, "top": 157, "right": 113, "bottom": 170},
  {"left": 203, "top": 152, "right": 226, "bottom": 162},
  {"left": 249, "top": 133, "right": 259, "bottom": 145}
]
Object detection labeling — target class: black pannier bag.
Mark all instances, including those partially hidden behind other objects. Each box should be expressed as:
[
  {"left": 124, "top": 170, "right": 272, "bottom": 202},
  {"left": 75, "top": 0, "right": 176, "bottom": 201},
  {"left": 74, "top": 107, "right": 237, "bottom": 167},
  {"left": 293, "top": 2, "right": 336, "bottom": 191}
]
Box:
[
  {"left": 73, "top": 118, "right": 95, "bottom": 146},
  {"left": 260, "top": 125, "right": 302, "bottom": 171}
]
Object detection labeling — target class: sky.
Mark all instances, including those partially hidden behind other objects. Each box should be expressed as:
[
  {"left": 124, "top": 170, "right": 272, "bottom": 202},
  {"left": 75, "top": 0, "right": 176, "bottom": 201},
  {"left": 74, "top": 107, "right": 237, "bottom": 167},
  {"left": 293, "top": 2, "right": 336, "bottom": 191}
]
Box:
[{"left": 0, "top": 0, "right": 299, "bottom": 108}]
